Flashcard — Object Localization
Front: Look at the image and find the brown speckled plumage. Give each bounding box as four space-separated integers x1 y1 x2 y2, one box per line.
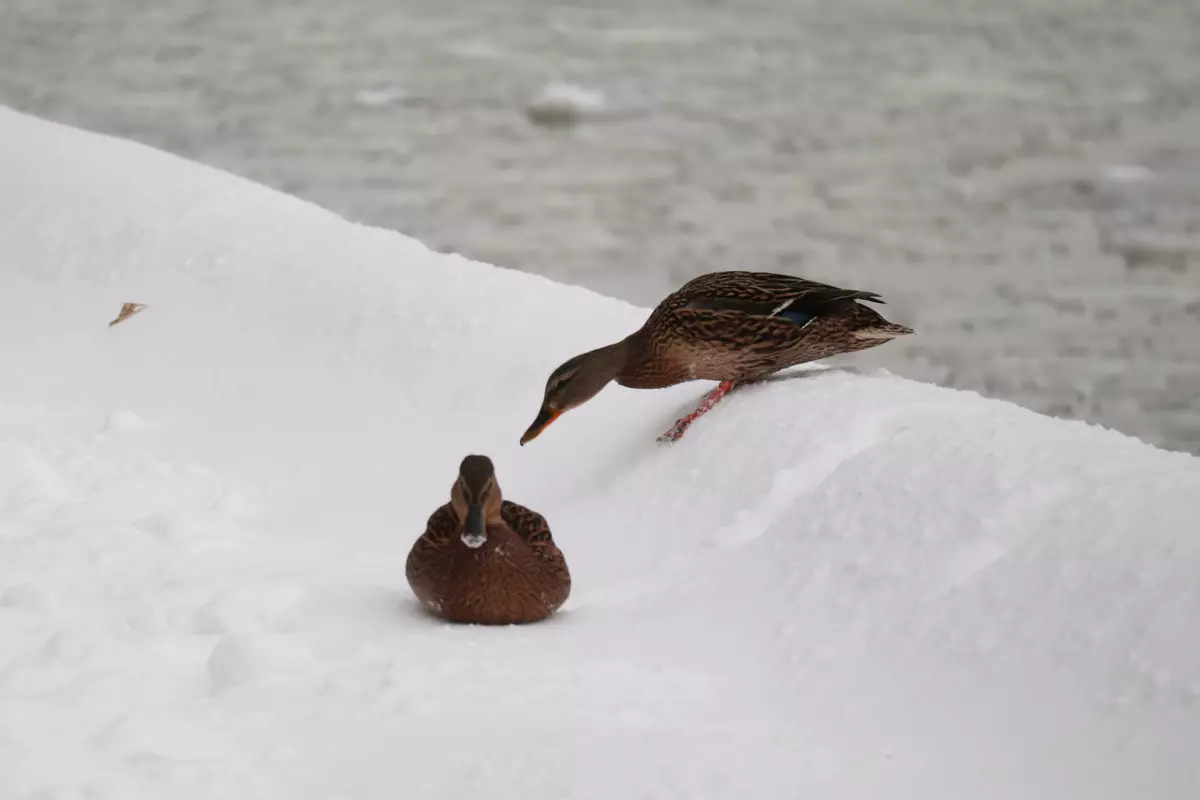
406 456 570 625
521 271 913 444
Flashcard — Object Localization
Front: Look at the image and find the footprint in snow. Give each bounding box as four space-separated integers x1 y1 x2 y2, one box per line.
205 634 319 693
191 583 308 636
101 410 150 434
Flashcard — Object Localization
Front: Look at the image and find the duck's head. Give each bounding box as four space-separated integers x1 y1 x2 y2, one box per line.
450 454 503 548
520 344 627 445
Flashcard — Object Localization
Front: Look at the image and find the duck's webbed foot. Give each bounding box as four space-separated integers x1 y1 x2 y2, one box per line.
657 380 739 443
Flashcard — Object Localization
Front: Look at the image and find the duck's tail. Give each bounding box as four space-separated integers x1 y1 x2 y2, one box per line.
847 301 915 341
853 321 914 341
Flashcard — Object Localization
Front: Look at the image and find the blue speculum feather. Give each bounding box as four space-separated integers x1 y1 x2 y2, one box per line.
776 308 815 326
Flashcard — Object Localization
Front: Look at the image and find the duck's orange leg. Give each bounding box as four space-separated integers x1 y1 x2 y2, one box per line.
657 380 738 442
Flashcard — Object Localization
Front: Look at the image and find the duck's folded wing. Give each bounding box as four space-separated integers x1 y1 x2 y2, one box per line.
676 272 884 319
501 502 561 557
406 504 457 580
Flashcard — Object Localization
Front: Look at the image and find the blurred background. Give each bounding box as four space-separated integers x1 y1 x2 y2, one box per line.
2 0 1198 453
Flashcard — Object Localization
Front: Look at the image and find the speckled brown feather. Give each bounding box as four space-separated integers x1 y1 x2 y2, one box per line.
406 500 570 625
616 271 912 388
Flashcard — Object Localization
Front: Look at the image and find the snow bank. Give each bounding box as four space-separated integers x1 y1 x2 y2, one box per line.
1 105 1198 800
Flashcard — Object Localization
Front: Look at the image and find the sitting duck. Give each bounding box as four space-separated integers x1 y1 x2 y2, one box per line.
520 270 913 443
406 455 570 625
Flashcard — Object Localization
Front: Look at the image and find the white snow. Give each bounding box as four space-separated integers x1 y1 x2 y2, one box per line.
1 105 1199 800
525 82 606 126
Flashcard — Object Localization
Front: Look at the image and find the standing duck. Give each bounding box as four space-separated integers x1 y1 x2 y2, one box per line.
406 455 570 625
520 271 913 444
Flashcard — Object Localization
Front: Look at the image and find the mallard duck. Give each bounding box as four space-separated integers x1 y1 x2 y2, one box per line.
406 454 570 625
521 271 913 444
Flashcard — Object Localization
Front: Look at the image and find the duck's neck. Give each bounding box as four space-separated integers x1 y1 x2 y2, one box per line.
610 330 661 388
584 337 635 387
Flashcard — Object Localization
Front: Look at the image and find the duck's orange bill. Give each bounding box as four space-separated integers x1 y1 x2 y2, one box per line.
520 408 561 445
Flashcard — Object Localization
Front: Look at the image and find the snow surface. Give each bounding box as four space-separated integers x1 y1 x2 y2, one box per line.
1 105 1199 800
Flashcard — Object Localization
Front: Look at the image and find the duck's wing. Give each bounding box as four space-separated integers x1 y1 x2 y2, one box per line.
501 501 566 564
405 503 457 583
501 501 571 610
669 271 883 322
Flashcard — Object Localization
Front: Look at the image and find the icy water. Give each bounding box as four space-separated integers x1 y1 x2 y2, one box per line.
3 0 1200 453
